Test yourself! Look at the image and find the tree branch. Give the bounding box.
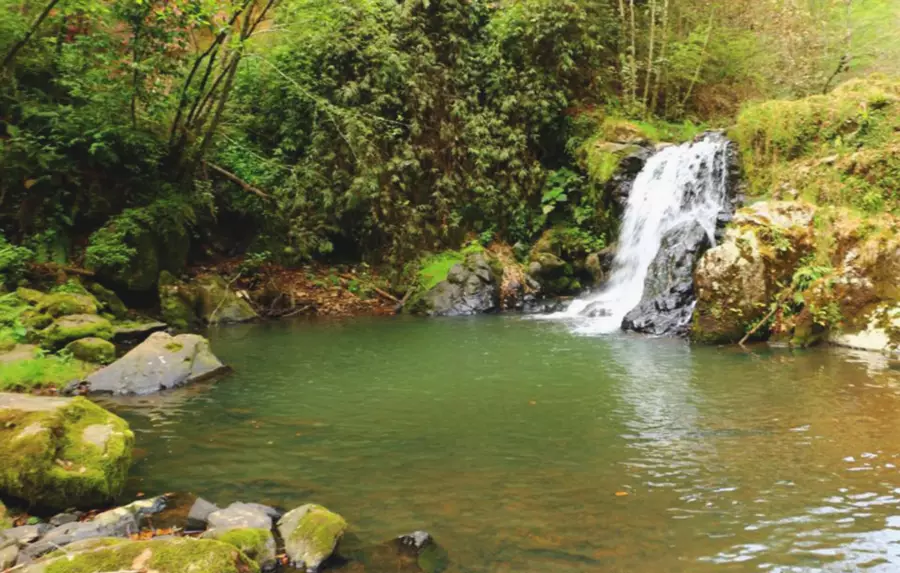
[2,0,63,69]
[205,162,270,199]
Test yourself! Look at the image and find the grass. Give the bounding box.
[0,355,96,392]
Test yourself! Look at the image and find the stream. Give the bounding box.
[110,316,900,572]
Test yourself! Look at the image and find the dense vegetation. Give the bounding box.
[1,0,898,295]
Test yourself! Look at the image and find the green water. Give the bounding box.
[112,316,900,572]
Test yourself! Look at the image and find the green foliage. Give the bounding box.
[0,233,34,289]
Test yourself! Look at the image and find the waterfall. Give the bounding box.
[554,132,732,335]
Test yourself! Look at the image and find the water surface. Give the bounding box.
[113,316,900,572]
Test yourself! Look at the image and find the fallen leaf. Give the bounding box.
[615,491,629,497]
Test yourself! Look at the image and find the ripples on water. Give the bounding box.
[105,317,900,572]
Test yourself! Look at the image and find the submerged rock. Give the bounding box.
[0,393,133,511]
[18,537,259,573]
[82,331,228,395]
[277,503,348,572]
[187,497,221,530]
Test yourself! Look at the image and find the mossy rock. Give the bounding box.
[26,537,259,573]
[36,293,99,318]
[15,287,47,306]
[21,310,53,331]
[65,337,117,365]
[194,275,258,325]
[39,314,114,350]
[0,393,133,510]
[89,284,128,320]
[0,500,12,529]
[277,504,348,571]
[158,271,200,331]
[205,528,276,571]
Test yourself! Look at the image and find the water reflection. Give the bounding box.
[110,318,900,572]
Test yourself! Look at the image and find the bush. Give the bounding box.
[0,234,33,290]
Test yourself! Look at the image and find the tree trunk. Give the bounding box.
[2,0,63,69]
[642,0,657,115]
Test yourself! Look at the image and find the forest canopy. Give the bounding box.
[1,0,898,286]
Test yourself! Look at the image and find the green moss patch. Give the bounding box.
[0,395,133,510]
[40,538,259,573]
[65,337,117,365]
[39,314,114,350]
[0,354,95,392]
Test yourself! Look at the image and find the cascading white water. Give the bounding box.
[553,133,730,334]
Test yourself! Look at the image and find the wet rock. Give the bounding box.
[82,331,228,395]
[278,503,348,572]
[18,537,258,573]
[207,502,273,531]
[416,254,500,317]
[0,393,133,511]
[64,337,116,364]
[20,496,166,560]
[606,146,655,213]
[341,531,449,573]
[397,531,432,551]
[186,497,220,530]
[623,221,713,336]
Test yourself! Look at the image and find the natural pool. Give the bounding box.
[110,316,900,572]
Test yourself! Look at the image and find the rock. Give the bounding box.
[0,393,133,511]
[18,537,258,573]
[15,287,46,306]
[0,501,10,529]
[342,531,449,573]
[187,497,220,530]
[606,146,655,212]
[35,293,98,318]
[48,512,82,527]
[64,337,116,364]
[38,314,114,349]
[89,284,128,319]
[20,496,166,560]
[204,528,277,572]
[2,525,51,546]
[829,305,900,356]
[111,320,168,344]
[83,331,228,395]
[622,221,713,336]
[397,531,432,551]
[416,253,500,317]
[277,503,348,572]
[194,275,258,325]
[207,502,273,532]
[692,201,816,343]
[0,536,16,570]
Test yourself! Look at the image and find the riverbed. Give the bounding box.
[112,316,900,572]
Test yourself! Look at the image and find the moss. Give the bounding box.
[158,271,199,331]
[39,314,114,350]
[41,538,259,573]
[0,500,12,529]
[36,293,99,318]
[15,287,46,305]
[89,283,128,320]
[0,396,133,509]
[65,337,117,365]
[280,504,348,568]
[0,332,16,352]
[0,355,95,392]
[164,342,184,352]
[212,528,275,568]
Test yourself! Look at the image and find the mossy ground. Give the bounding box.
[214,528,274,567]
[41,538,259,573]
[0,354,96,392]
[0,396,134,510]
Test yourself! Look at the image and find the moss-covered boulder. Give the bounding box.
[409,252,500,316]
[158,270,200,330]
[38,314,114,349]
[15,287,46,306]
[84,331,227,395]
[89,284,128,320]
[692,201,816,343]
[65,337,116,365]
[205,528,277,572]
[0,393,133,510]
[194,275,258,325]
[21,537,260,573]
[277,504,348,572]
[35,293,98,318]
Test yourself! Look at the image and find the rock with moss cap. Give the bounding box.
[64,337,116,365]
[204,528,277,572]
[277,504,348,572]
[35,293,99,318]
[38,314,114,350]
[89,283,128,320]
[19,537,260,573]
[194,275,258,325]
[0,393,133,511]
[83,331,227,395]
